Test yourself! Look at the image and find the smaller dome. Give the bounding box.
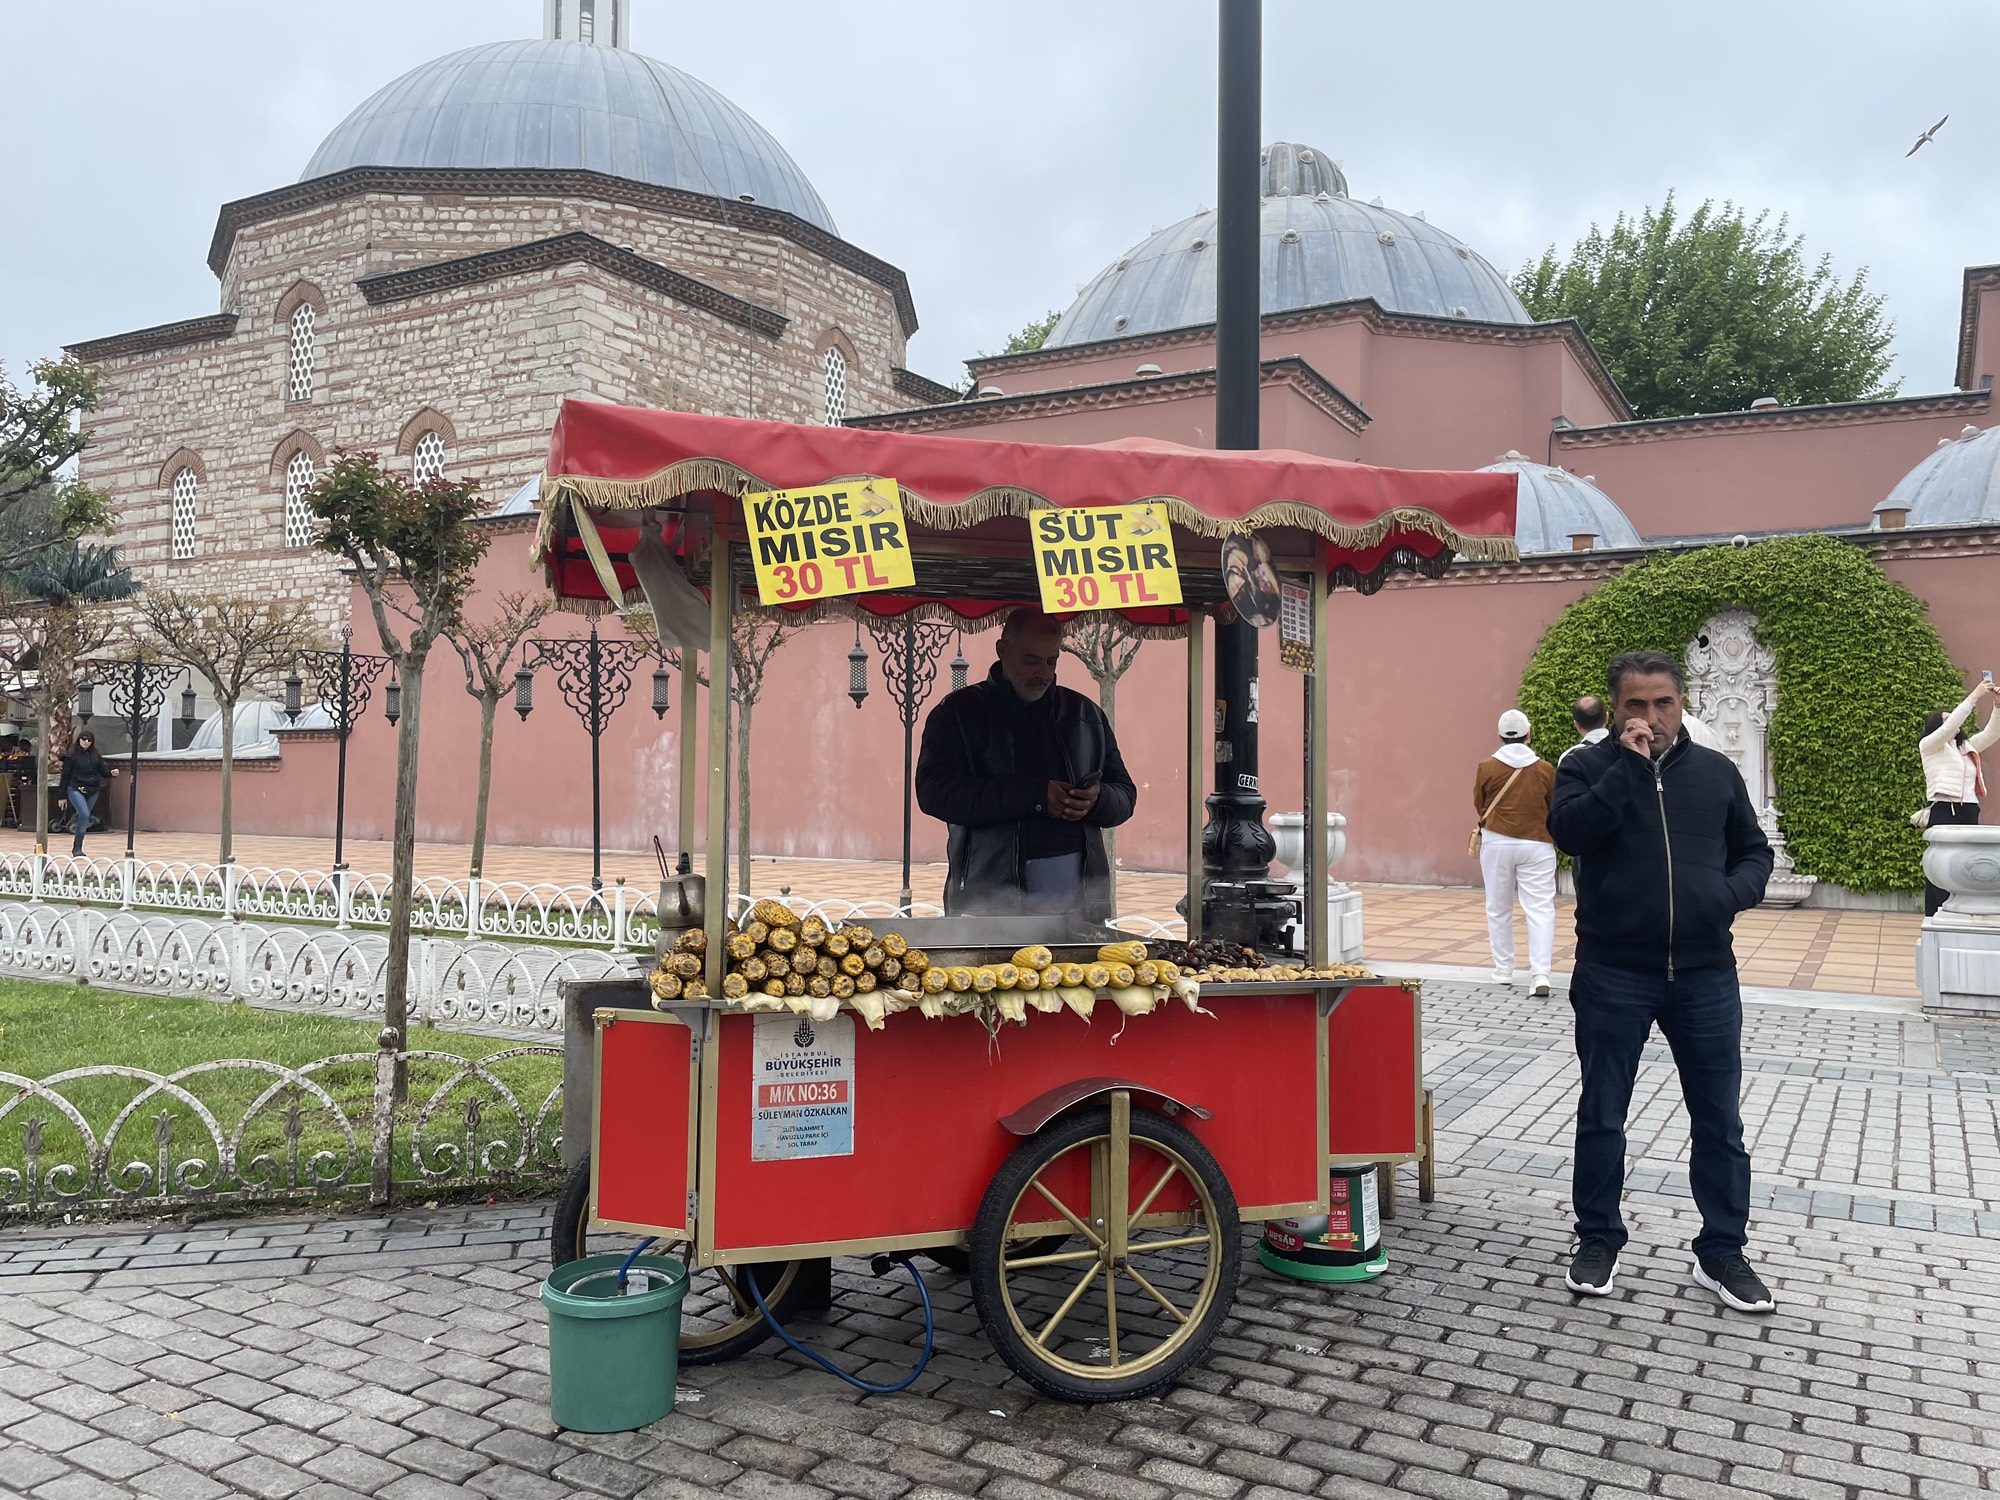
[1874,425,2000,527]
[1479,455,1642,555]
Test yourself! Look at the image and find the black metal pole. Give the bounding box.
[588,621,604,891]
[1201,0,1275,943]
[333,639,352,871]
[124,658,141,858]
[900,623,916,911]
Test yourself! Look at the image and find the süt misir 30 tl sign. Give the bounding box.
[1033,503,1182,614]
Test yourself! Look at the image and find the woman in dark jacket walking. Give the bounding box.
[57,730,115,857]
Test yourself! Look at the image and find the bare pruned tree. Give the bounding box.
[1063,613,1145,885]
[138,590,326,864]
[443,590,553,879]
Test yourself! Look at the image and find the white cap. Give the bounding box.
[1498,709,1531,739]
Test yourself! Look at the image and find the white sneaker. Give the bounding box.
[1490,969,1515,985]
[1530,974,1552,997]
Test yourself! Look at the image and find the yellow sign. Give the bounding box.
[742,478,916,606]
[1031,504,1182,614]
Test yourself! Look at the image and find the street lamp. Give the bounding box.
[293,630,391,871]
[103,651,182,858]
[179,677,198,748]
[517,618,644,889]
[75,681,95,726]
[846,624,869,709]
[859,616,956,912]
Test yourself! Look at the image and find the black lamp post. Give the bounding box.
[291,629,391,871]
[859,617,956,911]
[178,676,198,750]
[104,652,182,858]
[1200,0,1277,944]
[517,618,644,890]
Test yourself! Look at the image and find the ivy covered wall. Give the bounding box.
[1517,534,1964,893]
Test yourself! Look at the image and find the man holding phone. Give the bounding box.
[916,608,1137,920]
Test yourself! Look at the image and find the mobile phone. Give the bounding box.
[1985,670,1995,684]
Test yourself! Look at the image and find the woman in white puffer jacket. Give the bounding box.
[1919,678,1999,915]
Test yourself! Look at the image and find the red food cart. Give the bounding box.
[535,405,1515,1401]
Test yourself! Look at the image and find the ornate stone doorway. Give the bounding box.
[1685,609,1816,906]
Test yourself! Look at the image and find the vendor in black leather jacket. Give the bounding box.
[915,608,1136,921]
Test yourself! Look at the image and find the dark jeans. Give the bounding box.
[1924,800,1982,915]
[66,787,98,854]
[1571,961,1750,1261]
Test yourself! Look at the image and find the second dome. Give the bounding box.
[1048,142,1530,348]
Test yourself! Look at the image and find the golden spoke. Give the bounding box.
[1030,1178,1105,1249]
[1119,1261,1190,1325]
[1004,1246,1103,1271]
[713,1267,755,1317]
[1034,1259,1103,1349]
[1103,1262,1121,1366]
[1123,1232,1215,1256]
[1129,1159,1181,1223]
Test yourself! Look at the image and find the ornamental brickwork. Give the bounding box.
[71,180,919,638]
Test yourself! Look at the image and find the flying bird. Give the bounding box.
[1907,114,1948,156]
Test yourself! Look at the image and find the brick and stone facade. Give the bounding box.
[67,168,922,637]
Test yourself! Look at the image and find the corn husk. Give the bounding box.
[1107,985,1159,1017]
[918,991,949,1019]
[851,990,889,1030]
[809,992,841,1022]
[740,990,785,1012]
[995,992,1027,1025]
[1028,989,1064,1013]
[782,993,812,1015]
[1056,985,1097,1021]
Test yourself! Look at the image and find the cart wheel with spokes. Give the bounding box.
[550,1155,809,1365]
[969,1094,1239,1403]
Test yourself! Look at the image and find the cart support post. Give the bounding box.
[1107,1088,1131,1265]
[1184,618,1204,942]
[1308,557,1330,967]
[677,650,699,873]
[703,545,733,994]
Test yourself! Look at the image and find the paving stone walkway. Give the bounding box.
[3,981,1995,1500]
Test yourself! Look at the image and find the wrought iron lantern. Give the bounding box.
[846,626,869,709]
[651,664,671,718]
[513,662,535,721]
[76,681,94,725]
[950,633,969,693]
[180,681,198,731]
[283,670,303,724]
[384,671,401,726]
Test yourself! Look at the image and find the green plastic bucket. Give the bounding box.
[1259,1165,1390,1284]
[541,1253,688,1432]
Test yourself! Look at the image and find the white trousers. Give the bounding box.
[1480,832,1557,977]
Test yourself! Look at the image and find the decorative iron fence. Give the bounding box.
[0,851,1186,950]
[0,1033,563,1220]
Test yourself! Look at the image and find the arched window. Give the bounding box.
[822,345,848,426]
[284,450,317,548]
[170,468,200,560]
[412,429,447,483]
[288,303,317,402]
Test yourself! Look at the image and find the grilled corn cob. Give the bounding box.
[1011,945,1053,971]
[1097,941,1148,966]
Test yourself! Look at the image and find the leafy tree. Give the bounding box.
[0,361,115,568]
[0,541,138,852]
[1513,195,1896,419]
[1063,614,1144,891]
[1001,310,1062,355]
[443,590,552,879]
[138,590,325,865]
[307,454,489,1081]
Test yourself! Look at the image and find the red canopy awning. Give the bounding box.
[534,402,1517,621]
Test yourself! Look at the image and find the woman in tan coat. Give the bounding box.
[1474,709,1559,993]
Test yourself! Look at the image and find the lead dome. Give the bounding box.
[300,38,838,234]
[1873,425,2000,529]
[1047,141,1530,348]
[1479,456,1642,555]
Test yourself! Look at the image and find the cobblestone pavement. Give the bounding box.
[3,981,1995,1500]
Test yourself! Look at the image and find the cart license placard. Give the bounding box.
[751,1012,856,1162]
[1278,576,1314,673]
[742,478,916,606]
[1032,503,1182,614]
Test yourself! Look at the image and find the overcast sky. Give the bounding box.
[5,1,1996,399]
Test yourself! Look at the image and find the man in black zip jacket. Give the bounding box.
[916,608,1136,921]
[1548,650,1776,1312]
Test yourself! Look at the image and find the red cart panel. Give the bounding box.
[1325,984,1421,1162]
[591,1010,696,1237]
[704,991,1322,1257]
